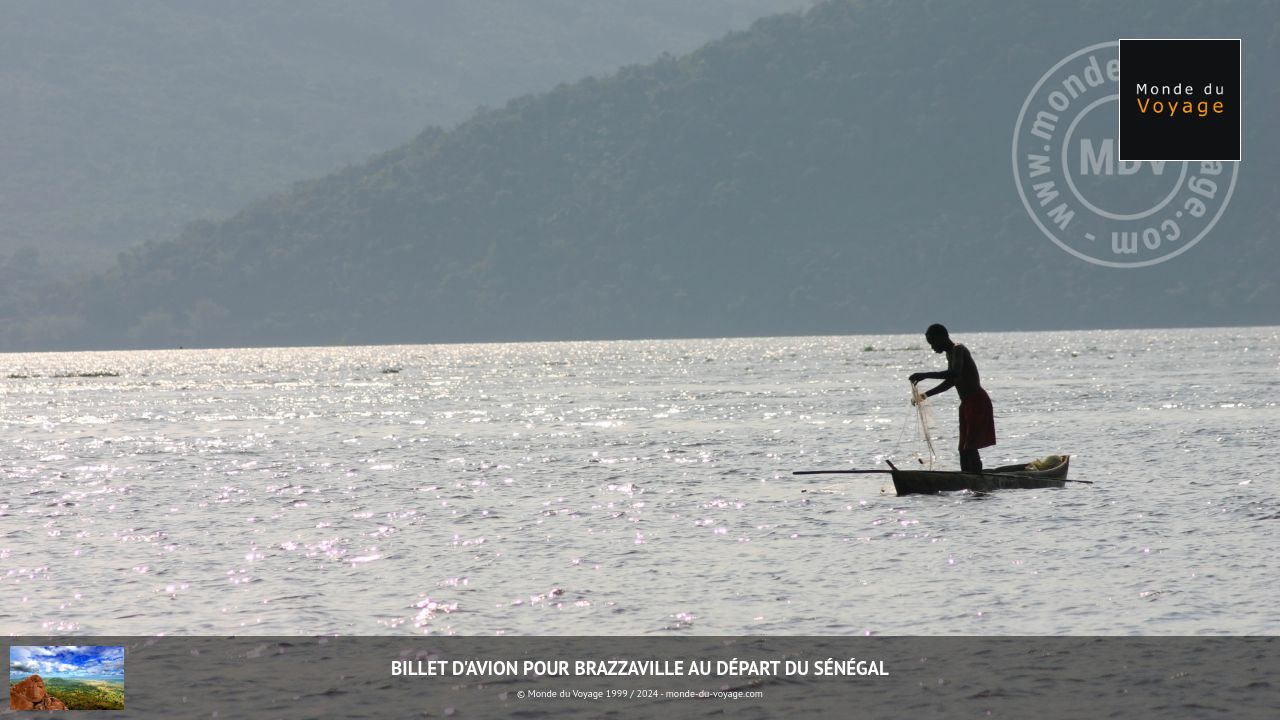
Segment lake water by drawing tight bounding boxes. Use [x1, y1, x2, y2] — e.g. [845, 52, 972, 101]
[1, 327, 1276, 636]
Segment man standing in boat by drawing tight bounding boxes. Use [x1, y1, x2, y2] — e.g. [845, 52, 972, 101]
[908, 324, 995, 473]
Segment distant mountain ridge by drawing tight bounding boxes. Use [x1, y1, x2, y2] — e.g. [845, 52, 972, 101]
[0, 0, 809, 271]
[3, 0, 1276, 350]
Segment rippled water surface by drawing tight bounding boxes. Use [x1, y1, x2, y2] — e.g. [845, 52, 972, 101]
[2, 328, 1277, 635]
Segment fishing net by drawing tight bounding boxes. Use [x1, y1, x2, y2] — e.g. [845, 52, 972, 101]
[909, 382, 937, 469]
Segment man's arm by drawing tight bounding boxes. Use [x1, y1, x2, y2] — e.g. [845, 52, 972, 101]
[909, 370, 948, 382]
[924, 378, 954, 398]
[909, 348, 966, 397]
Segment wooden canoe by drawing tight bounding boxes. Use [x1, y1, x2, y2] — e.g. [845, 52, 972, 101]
[889, 455, 1070, 495]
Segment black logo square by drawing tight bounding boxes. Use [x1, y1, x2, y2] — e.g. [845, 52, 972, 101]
[1119, 39, 1240, 161]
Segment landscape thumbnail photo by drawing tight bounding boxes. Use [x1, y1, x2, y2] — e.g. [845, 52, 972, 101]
[9, 646, 125, 711]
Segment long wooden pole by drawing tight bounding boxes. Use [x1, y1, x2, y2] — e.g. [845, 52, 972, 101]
[791, 469, 892, 475]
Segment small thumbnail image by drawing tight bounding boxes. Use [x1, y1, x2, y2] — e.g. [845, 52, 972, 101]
[10, 646, 125, 711]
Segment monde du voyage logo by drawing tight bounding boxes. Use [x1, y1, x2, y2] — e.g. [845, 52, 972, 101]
[1012, 41, 1239, 268]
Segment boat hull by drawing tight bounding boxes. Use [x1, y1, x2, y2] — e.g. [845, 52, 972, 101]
[891, 456, 1070, 495]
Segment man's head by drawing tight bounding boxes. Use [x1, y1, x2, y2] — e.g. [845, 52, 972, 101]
[925, 323, 950, 353]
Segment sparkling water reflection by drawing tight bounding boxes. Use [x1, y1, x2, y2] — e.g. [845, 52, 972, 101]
[1, 328, 1277, 635]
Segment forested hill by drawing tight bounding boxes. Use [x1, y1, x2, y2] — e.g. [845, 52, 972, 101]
[0, 0, 808, 272]
[5, 0, 1276, 350]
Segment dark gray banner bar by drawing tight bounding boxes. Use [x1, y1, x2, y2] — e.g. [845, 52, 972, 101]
[4, 637, 1276, 718]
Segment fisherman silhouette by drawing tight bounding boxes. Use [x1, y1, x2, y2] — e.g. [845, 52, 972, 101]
[908, 324, 995, 473]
